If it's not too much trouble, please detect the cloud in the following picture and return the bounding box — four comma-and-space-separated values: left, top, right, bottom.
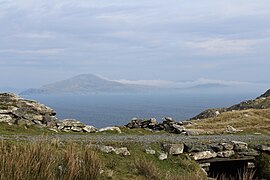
113, 79, 173, 87
113, 77, 252, 88
186, 38, 258, 56
0, 48, 64, 55
0, 0, 269, 87
15, 32, 55, 39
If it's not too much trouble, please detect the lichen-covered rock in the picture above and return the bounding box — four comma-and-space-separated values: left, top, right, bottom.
99, 127, 121, 133
191, 151, 217, 160
217, 150, 235, 158
114, 147, 130, 156
56, 119, 97, 133
99, 146, 115, 153
158, 152, 168, 160
220, 142, 234, 151
210, 144, 224, 152
163, 143, 184, 155
231, 141, 248, 151
225, 125, 243, 134
184, 143, 211, 153
71, 126, 82, 132
82, 125, 97, 133
145, 148, 156, 155
0, 114, 13, 123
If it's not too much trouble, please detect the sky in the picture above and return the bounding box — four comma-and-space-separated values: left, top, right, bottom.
0, 0, 270, 88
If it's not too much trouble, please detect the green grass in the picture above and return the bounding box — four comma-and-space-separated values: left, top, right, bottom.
0, 139, 207, 180
0, 122, 53, 135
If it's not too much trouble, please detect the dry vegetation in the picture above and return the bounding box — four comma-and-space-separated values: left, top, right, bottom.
0, 140, 101, 180
134, 158, 161, 179
185, 109, 270, 134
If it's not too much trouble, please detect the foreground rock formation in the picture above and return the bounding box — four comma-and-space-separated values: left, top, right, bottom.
125, 117, 192, 134
95, 138, 270, 178
0, 93, 99, 133
0, 93, 57, 127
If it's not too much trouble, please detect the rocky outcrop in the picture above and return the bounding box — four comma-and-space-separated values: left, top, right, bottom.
225, 125, 243, 134
125, 117, 191, 134
163, 143, 184, 155
259, 89, 270, 98
191, 89, 270, 120
56, 119, 97, 133
0, 93, 97, 133
190, 108, 227, 120
0, 93, 56, 127
125, 117, 160, 130
191, 151, 217, 160
98, 127, 122, 133
98, 145, 130, 156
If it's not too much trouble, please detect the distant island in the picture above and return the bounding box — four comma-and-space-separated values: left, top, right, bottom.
18, 74, 256, 95
20, 74, 153, 95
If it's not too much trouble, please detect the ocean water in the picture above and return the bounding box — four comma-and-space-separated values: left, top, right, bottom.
23, 92, 257, 128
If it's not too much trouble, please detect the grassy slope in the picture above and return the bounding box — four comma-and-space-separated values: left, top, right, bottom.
0, 139, 206, 180
98, 142, 206, 179
185, 109, 270, 135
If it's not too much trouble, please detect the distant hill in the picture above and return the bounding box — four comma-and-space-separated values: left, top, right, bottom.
19, 74, 268, 95
20, 74, 151, 95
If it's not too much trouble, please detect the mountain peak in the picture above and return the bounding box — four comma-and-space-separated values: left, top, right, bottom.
71, 74, 104, 80
259, 89, 270, 98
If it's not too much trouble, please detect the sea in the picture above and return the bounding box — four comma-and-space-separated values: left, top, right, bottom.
22, 92, 258, 128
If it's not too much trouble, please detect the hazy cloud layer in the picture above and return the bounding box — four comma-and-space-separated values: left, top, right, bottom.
0, 0, 269, 88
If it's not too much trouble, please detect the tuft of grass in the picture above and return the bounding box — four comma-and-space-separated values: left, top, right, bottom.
134, 158, 161, 179
217, 168, 256, 180
237, 168, 256, 180
0, 140, 101, 180
0, 140, 57, 180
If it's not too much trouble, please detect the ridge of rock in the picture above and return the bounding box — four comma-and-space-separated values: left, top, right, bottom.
0, 92, 57, 127
259, 89, 270, 98
190, 89, 270, 120
0, 93, 98, 133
